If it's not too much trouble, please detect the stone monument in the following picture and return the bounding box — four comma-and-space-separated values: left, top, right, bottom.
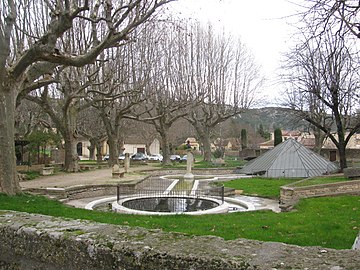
183, 151, 194, 180
124, 153, 130, 173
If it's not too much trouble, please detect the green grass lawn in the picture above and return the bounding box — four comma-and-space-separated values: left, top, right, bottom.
291, 175, 351, 187
0, 193, 359, 249
222, 177, 299, 198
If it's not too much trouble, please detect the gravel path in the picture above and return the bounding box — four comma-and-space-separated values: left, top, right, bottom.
20, 165, 158, 189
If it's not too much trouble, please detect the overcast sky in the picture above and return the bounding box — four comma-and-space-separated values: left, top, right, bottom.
169, 0, 299, 104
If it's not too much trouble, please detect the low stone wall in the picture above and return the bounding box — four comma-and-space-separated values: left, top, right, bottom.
280, 179, 360, 210
24, 183, 138, 200
153, 168, 236, 176
344, 167, 360, 178
1, 211, 359, 270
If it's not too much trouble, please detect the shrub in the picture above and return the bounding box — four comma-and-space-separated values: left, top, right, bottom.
213, 147, 224, 158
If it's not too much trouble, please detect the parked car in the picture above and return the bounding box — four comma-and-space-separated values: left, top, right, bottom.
103, 154, 126, 161
131, 152, 148, 161
148, 154, 163, 161
170, 155, 181, 161
180, 155, 187, 162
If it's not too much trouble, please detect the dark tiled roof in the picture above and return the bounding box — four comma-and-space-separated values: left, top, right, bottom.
239, 138, 338, 178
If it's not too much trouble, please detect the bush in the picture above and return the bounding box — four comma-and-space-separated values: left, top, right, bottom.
213, 148, 224, 158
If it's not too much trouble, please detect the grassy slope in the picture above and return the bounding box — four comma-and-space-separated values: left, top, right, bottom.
0, 193, 359, 249
222, 177, 299, 198
291, 176, 350, 187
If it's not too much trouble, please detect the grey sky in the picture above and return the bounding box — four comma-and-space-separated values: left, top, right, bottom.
169, 0, 299, 103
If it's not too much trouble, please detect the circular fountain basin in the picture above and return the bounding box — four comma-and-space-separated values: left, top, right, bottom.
112, 195, 229, 215
84, 196, 256, 214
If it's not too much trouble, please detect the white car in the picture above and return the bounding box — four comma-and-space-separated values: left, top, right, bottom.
148, 154, 163, 161
180, 155, 187, 162
103, 154, 126, 161
170, 155, 181, 161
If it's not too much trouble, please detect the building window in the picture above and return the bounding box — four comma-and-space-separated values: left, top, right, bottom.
77, 142, 83, 156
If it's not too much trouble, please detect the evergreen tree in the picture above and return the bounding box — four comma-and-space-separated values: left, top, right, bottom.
274, 128, 282, 146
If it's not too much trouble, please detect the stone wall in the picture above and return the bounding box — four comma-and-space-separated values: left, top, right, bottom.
280, 179, 360, 210
154, 169, 236, 176
1, 211, 359, 270
24, 184, 131, 200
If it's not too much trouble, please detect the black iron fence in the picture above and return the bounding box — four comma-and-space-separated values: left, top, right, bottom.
116, 185, 225, 204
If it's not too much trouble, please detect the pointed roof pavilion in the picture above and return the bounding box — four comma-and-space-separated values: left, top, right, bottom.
238, 138, 339, 178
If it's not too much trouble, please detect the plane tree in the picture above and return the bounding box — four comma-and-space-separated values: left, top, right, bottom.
25, 66, 96, 172
304, 0, 360, 39
124, 21, 198, 165
89, 45, 151, 167
77, 107, 107, 162
0, 0, 173, 194
183, 24, 263, 161
282, 24, 360, 171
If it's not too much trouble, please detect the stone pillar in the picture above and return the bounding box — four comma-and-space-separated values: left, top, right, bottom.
124, 153, 130, 173
183, 151, 194, 180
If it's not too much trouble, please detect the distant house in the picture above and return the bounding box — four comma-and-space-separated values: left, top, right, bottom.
183, 137, 200, 151
77, 137, 161, 160
213, 138, 240, 151
256, 131, 360, 163
259, 131, 302, 150
258, 140, 274, 150
122, 137, 160, 155
299, 133, 360, 162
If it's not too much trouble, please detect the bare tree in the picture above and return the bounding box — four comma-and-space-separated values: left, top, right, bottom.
90, 44, 150, 167
0, 0, 172, 194
77, 107, 107, 162
123, 21, 195, 165
183, 24, 263, 161
26, 66, 96, 172
282, 25, 360, 170
15, 100, 49, 140
304, 0, 360, 39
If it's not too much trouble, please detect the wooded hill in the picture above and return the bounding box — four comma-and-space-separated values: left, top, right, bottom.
237, 107, 308, 132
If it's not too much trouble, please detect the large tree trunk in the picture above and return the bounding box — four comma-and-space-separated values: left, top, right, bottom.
337, 132, 347, 172
313, 129, 326, 154
160, 133, 171, 165
200, 132, 212, 162
62, 106, 80, 172
194, 124, 212, 162
338, 144, 347, 172
63, 131, 79, 172
107, 134, 120, 167
334, 108, 348, 172
88, 138, 96, 160
96, 142, 103, 164
0, 86, 21, 194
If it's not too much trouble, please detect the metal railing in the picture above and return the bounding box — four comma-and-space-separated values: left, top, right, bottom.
116, 185, 225, 204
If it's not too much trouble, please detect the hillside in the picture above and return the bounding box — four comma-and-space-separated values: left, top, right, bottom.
238, 107, 306, 132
